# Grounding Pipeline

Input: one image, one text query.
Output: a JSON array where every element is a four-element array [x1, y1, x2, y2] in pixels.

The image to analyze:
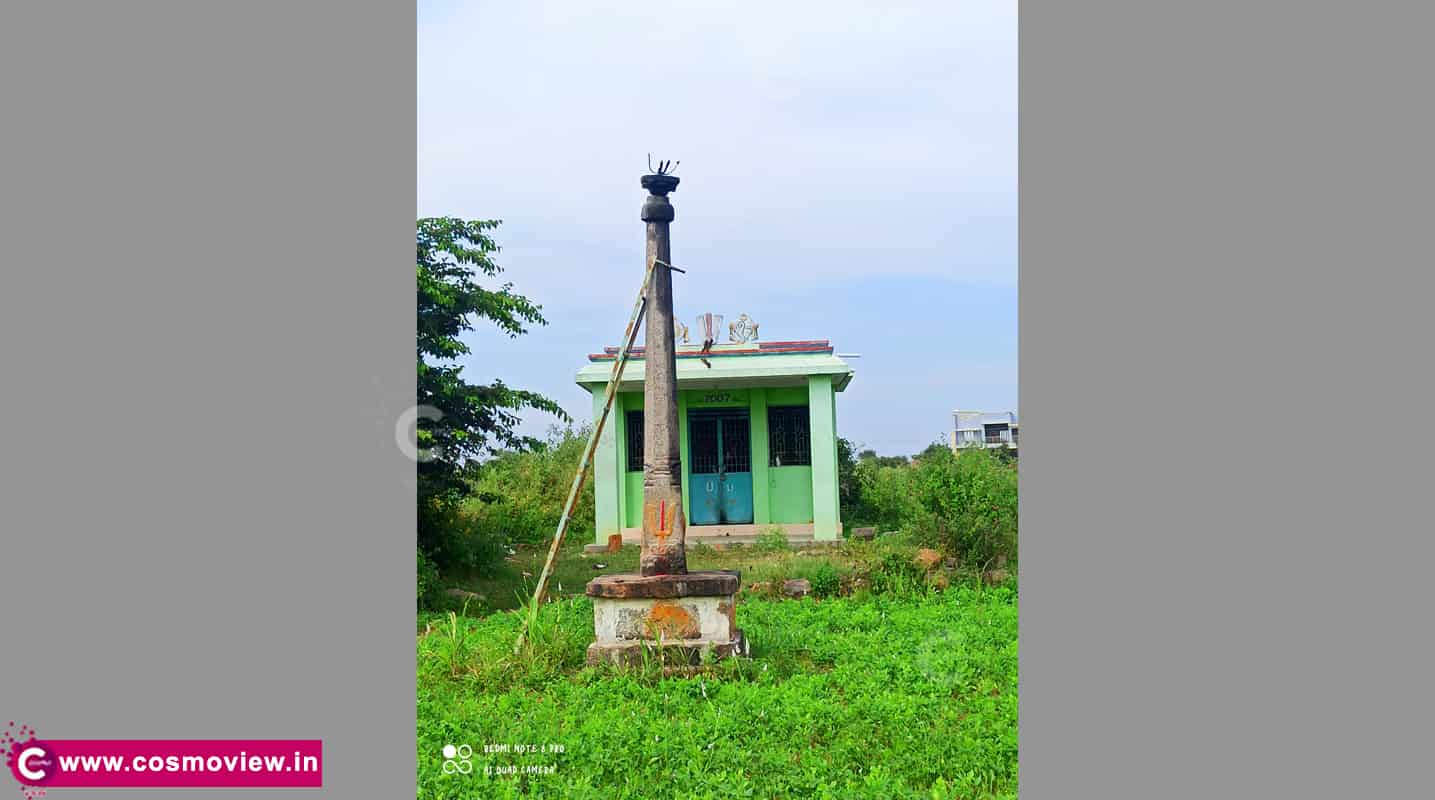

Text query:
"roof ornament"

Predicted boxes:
[[729, 313, 759, 344], [695, 312, 722, 369]]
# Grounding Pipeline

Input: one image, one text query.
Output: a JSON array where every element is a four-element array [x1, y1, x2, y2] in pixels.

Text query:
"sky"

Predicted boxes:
[[418, 0, 1016, 457]]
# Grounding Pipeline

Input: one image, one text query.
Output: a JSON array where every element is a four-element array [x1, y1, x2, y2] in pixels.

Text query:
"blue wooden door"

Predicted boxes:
[[688, 410, 753, 525], [689, 416, 722, 525], [719, 414, 754, 524]]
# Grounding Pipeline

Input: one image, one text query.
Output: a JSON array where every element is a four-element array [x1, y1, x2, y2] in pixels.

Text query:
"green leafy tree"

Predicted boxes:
[[417, 217, 569, 569], [837, 436, 859, 523], [914, 440, 951, 462], [859, 448, 910, 468]]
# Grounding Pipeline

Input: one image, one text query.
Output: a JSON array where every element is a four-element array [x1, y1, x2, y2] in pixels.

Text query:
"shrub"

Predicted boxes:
[[902, 446, 1017, 567], [754, 527, 792, 554], [870, 551, 926, 596], [852, 458, 918, 531], [417, 548, 440, 608], [808, 561, 841, 597], [461, 424, 596, 550], [427, 501, 510, 577]]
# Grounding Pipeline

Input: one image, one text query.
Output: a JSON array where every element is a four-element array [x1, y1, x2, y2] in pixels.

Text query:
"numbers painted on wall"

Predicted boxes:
[[691, 389, 748, 406]]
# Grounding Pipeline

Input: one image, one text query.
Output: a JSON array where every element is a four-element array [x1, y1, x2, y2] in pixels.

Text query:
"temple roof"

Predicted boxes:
[[576, 340, 854, 392]]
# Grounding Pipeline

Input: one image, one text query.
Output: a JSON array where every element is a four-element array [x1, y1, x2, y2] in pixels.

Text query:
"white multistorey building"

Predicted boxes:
[[951, 410, 1018, 450]]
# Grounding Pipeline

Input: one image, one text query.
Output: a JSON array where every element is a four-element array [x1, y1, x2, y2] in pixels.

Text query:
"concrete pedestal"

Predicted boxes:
[[585, 570, 747, 666]]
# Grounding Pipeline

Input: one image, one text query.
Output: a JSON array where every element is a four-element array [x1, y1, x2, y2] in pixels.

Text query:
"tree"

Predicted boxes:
[[417, 217, 569, 568], [837, 436, 859, 523], [914, 440, 950, 463], [859, 448, 910, 468]]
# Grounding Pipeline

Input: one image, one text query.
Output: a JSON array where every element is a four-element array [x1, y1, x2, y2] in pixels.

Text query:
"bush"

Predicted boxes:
[[903, 446, 1017, 567], [461, 424, 595, 549], [852, 458, 918, 531], [423, 496, 509, 577], [848, 445, 1017, 568], [808, 561, 841, 597], [869, 551, 926, 596], [417, 548, 440, 608], [754, 527, 792, 554]]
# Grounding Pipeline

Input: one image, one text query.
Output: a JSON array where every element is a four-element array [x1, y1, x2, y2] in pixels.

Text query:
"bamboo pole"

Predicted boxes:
[[514, 257, 673, 654]]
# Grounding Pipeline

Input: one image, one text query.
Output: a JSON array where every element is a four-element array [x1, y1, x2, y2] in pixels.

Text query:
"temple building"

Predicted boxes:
[[578, 314, 855, 549]]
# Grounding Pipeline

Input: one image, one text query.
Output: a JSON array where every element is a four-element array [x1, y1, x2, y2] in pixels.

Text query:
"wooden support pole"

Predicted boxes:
[[513, 256, 671, 654]]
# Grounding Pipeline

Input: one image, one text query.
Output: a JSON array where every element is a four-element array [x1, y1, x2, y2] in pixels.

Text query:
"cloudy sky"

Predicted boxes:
[[418, 0, 1016, 456]]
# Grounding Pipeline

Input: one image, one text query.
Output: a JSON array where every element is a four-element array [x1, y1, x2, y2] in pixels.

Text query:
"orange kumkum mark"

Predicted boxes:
[[646, 602, 697, 638], [655, 500, 672, 544]]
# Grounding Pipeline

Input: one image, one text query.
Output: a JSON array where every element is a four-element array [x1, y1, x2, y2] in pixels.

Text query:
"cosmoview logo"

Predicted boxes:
[[440, 744, 472, 775], [15, 744, 55, 783], [4, 722, 51, 799], [4, 726, 323, 793]]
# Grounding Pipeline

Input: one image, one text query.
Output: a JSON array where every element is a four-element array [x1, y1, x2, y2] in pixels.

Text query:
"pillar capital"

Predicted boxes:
[[640, 174, 679, 223]]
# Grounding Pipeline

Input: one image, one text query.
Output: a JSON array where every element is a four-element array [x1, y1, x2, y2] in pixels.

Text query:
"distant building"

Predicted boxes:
[[951, 410, 1018, 451]]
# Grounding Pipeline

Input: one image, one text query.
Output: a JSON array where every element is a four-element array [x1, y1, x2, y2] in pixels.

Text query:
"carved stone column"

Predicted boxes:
[[585, 168, 747, 668], [638, 172, 686, 576]]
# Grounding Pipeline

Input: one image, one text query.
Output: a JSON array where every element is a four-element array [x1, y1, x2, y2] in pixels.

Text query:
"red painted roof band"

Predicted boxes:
[[589, 340, 833, 362]]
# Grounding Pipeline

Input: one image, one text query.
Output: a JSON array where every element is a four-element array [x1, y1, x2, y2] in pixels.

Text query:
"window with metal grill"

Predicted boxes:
[[689, 416, 720, 474], [721, 415, 751, 473], [767, 405, 811, 467], [625, 410, 643, 472]]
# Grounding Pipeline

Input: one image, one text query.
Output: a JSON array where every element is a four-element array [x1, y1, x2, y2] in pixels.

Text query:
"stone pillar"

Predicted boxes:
[[585, 169, 747, 668], [639, 173, 687, 576]]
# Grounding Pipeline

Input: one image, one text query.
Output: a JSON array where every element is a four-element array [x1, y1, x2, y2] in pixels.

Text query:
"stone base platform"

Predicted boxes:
[[586, 630, 748, 667], [585, 570, 746, 667]]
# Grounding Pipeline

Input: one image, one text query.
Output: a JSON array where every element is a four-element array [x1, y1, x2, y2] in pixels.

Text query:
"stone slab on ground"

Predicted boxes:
[[851, 527, 876, 540], [781, 579, 811, 598], [983, 568, 1011, 585]]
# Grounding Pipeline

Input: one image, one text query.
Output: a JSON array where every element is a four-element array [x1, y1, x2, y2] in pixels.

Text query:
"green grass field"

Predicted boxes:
[[417, 543, 1017, 799]]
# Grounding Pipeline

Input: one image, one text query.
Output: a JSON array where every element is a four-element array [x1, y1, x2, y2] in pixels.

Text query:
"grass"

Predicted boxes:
[[418, 539, 1017, 799], [433, 532, 987, 614]]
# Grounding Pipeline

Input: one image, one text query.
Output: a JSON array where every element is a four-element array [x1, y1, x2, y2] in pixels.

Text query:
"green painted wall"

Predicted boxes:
[[808, 375, 841, 540], [592, 388, 621, 541], [678, 390, 690, 521], [769, 465, 814, 522], [623, 472, 643, 528], [686, 388, 750, 408], [765, 386, 808, 406], [619, 392, 644, 529], [749, 389, 770, 524]]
